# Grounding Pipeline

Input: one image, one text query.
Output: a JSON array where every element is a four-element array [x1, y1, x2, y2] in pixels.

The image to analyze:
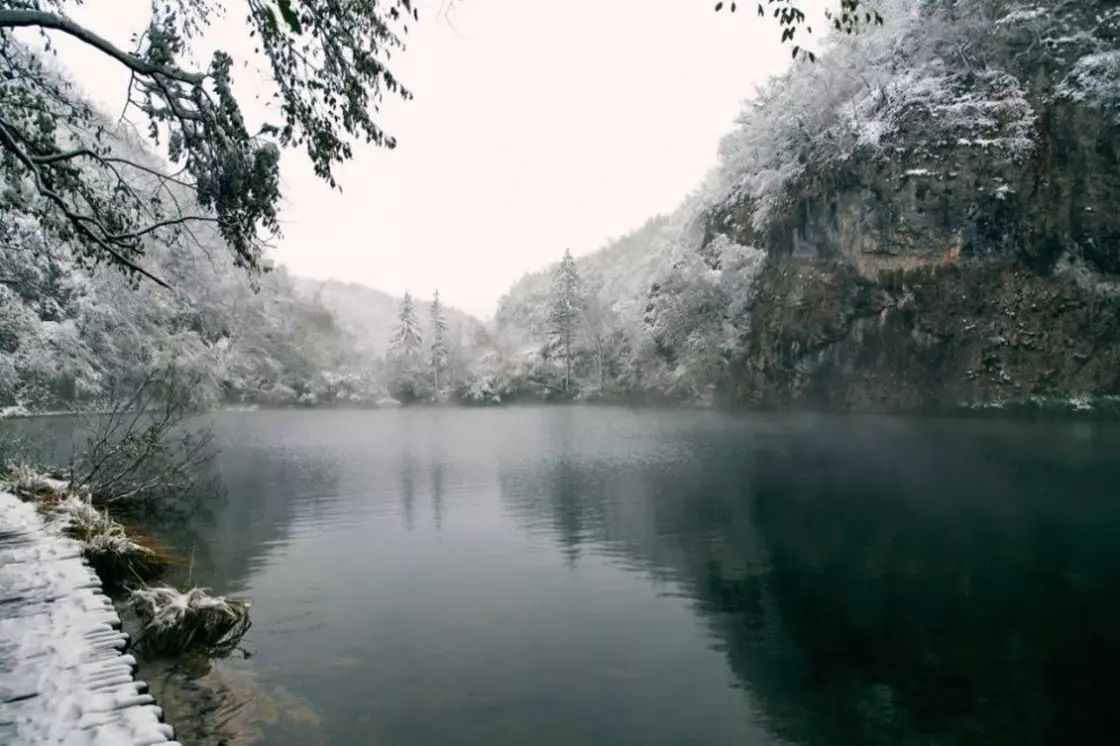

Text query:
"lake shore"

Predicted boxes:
[[0, 488, 179, 745], [7, 391, 1120, 423]]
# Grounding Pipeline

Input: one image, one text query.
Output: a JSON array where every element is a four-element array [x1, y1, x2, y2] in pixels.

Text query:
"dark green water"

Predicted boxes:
[[9, 407, 1120, 745]]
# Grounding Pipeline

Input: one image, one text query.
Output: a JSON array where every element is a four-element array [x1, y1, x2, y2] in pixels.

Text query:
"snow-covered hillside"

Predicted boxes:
[[489, 0, 1120, 407]]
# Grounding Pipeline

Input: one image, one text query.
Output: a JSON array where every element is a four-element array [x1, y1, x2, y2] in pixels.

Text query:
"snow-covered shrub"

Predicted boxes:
[[71, 366, 220, 520]]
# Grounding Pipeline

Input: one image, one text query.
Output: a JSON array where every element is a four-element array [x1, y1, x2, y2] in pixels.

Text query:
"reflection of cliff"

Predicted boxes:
[[500, 417, 1120, 746], [725, 425, 1120, 746]]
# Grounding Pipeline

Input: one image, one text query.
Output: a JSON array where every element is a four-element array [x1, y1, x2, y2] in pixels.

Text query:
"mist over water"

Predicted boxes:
[[10, 408, 1120, 745]]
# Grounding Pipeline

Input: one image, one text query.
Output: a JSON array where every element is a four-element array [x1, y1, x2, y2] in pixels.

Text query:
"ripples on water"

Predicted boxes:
[[6, 407, 1120, 746]]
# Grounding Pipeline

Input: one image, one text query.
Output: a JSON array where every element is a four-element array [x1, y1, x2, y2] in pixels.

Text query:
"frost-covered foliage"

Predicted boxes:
[[4, 462, 75, 502], [129, 585, 251, 658], [385, 291, 426, 401], [290, 278, 477, 362], [387, 292, 423, 362], [68, 367, 220, 519], [0, 52, 421, 413], [0, 0, 416, 283], [710, 0, 1049, 227], [52, 495, 172, 587], [456, 346, 570, 404], [641, 237, 767, 400], [547, 250, 586, 393], [492, 179, 766, 403], [1057, 50, 1120, 120], [0, 182, 389, 412]]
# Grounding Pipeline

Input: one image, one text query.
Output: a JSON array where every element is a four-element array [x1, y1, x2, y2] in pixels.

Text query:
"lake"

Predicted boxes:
[[7, 407, 1120, 745]]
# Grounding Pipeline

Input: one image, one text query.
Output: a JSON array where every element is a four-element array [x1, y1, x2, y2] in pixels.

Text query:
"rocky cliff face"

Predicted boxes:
[[705, 0, 1120, 411]]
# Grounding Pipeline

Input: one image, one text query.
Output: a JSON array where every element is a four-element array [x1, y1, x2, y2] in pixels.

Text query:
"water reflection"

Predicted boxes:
[[141, 656, 328, 746], [727, 421, 1120, 746], [497, 414, 1120, 746], [399, 455, 417, 532], [8, 409, 1120, 745], [431, 460, 445, 531]]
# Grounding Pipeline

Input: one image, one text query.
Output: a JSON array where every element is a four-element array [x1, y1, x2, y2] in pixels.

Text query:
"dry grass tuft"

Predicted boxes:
[[53, 493, 176, 588], [130, 585, 252, 658], [4, 462, 77, 502], [3, 465, 176, 589]]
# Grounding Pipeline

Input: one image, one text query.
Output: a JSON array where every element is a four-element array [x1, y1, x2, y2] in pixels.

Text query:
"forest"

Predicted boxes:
[[3, 0, 1119, 414]]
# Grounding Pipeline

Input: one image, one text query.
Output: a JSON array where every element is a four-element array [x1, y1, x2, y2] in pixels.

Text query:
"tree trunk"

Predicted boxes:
[[564, 324, 571, 393], [596, 337, 604, 391]]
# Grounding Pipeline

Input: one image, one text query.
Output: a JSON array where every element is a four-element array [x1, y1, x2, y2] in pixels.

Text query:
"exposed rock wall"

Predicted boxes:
[[708, 1, 1120, 411]]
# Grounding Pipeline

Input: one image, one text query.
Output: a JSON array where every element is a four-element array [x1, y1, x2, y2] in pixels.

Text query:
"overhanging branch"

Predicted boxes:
[[0, 9, 205, 85], [0, 116, 172, 288]]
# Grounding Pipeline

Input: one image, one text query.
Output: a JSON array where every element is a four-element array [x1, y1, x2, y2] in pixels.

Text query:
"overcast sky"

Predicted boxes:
[[40, 0, 792, 318]]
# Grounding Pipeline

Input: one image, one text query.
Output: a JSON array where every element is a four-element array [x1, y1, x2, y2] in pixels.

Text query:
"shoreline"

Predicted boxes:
[[0, 489, 180, 745], [5, 394, 1120, 423], [0, 468, 256, 746]]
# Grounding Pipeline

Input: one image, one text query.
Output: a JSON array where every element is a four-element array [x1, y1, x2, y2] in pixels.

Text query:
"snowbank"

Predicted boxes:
[[0, 489, 181, 745]]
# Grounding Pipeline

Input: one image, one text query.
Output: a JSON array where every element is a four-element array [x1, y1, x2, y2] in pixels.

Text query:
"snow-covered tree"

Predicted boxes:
[[388, 291, 423, 363], [428, 290, 449, 395], [547, 249, 586, 393], [384, 291, 424, 401], [0, 0, 416, 285]]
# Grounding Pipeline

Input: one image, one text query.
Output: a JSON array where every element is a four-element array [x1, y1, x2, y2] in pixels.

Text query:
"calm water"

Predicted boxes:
[[9, 407, 1120, 745]]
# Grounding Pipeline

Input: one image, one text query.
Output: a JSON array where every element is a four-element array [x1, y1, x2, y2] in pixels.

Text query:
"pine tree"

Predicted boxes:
[[428, 290, 449, 394], [388, 291, 423, 365], [547, 249, 585, 393]]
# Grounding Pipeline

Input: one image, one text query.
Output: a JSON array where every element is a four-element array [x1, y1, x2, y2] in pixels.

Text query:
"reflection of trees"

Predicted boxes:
[[431, 460, 444, 531], [399, 455, 416, 532], [501, 453, 636, 570], [551, 459, 590, 567], [2, 413, 340, 597], [155, 432, 342, 596], [499, 416, 1120, 746]]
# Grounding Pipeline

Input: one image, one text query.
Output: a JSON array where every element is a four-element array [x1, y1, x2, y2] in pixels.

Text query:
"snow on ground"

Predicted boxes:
[[0, 489, 180, 745]]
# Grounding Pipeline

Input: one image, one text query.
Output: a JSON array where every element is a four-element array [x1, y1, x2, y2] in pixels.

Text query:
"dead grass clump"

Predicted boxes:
[[4, 462, 77, 503], [48, 493, 174, 588], [130, 585, 252, 658]]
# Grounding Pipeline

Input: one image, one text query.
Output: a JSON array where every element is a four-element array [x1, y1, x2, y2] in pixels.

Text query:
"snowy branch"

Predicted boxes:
[[0, 9, 204, 84]]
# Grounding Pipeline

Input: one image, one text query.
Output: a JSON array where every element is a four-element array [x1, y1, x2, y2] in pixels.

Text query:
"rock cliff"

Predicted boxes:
[[706, 0, 1120, 410]]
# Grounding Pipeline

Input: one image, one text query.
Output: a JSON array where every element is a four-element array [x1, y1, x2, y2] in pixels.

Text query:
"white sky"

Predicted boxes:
[[35, 0, 792, 319]]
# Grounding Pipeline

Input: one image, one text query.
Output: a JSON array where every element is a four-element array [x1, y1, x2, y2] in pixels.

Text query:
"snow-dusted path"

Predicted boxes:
[[0, 490, 180, 745]]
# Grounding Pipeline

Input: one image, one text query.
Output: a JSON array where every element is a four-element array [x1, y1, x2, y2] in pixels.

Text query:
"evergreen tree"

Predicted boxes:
[[547, 249, 585, 393], [388, 292, 423, 365], [428, 291, 450, 394]]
